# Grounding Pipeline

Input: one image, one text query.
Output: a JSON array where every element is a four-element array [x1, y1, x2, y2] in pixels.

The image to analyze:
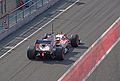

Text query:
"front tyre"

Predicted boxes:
[[70, 34, 80, 47], [27, 46, 36, 60]]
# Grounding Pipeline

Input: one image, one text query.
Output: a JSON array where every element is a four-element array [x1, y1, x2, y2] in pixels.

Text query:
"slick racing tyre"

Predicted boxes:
[[27, 46, 36, 60], [55, 47, 65, 60], [70, 34, 80, 47]]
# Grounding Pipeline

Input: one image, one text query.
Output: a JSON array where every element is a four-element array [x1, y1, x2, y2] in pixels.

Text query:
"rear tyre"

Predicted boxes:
[[27, 46, 36, 60], [50, 53, 56, 60], [55, 47, 65, 60], [70, 34, 80, 47]]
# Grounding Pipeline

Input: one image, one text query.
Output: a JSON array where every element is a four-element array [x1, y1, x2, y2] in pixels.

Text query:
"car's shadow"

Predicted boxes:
[[42, 48, 79, 65], [33, 42, 88, 65], [78, 42, 89, 49]]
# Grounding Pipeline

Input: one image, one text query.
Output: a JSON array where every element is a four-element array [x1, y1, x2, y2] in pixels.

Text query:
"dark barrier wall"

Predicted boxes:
[[0, 0, 60, 41]]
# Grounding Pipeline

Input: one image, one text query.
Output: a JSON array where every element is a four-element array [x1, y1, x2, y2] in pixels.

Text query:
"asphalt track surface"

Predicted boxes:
[[0, 0, 120, 81], [86, 41, 120, 81]]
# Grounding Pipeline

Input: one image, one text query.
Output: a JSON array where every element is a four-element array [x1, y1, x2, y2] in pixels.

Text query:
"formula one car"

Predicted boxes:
[[27, 32, 81, 60]]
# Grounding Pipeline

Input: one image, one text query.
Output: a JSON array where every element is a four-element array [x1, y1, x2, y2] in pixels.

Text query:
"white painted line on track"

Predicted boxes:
[[0, 0, 80, 59], [59, 10, 66, 12], [58, 17, 120, 81]]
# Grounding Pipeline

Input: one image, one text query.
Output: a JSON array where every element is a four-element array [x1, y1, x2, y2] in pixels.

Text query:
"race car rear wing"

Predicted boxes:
[[35, 40, 52, 44]]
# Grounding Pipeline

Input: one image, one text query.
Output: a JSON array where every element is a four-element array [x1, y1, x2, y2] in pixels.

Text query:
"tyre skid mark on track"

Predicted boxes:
[[8, 61, 32, 81], [58, 16, 120, 81], [78, 2, 120, 42], [63, 0, 110, 35]]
